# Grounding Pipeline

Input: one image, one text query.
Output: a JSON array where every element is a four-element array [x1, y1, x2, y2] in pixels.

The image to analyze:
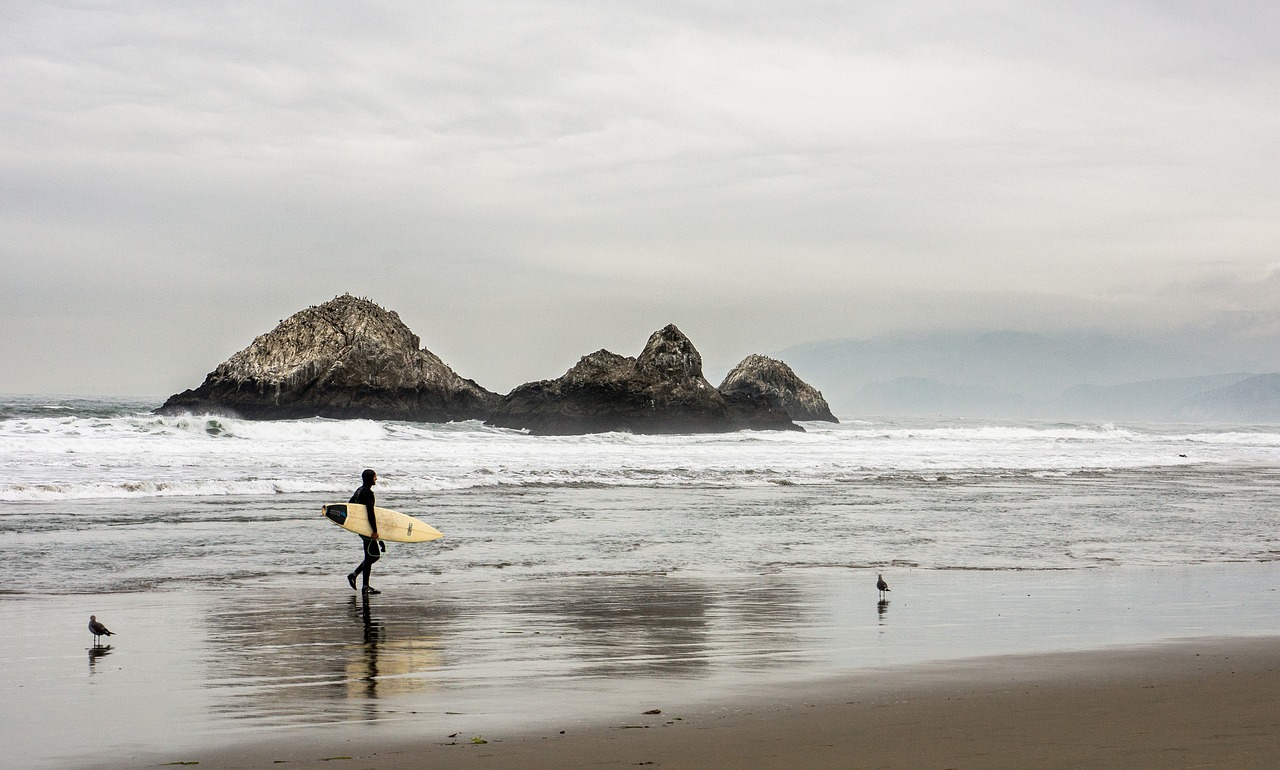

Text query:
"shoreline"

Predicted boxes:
[[7, 563, 1278, 768], [119, 635, 1280, 769]]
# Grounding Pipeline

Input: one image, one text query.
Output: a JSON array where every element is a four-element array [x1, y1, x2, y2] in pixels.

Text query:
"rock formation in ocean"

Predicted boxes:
[[156, 294, 499, 421], [486, 324, 801, 435], [718, 354, 838, 422]]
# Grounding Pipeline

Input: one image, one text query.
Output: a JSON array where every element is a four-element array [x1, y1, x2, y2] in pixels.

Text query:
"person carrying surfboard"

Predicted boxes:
[[347, 469, 385, 594]]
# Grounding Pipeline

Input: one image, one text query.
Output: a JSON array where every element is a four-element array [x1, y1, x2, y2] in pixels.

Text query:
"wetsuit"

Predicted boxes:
[[351, 483, 381, 588]]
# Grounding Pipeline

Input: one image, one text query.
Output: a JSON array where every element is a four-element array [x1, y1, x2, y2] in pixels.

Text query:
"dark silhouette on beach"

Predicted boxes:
[[877, 573, 890, 599], [88, 615, 114, 646], [347, 469, 385, 594]]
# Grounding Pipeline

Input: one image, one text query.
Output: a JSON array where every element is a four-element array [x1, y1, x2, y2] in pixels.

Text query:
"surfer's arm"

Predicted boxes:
[[364, 491, 379, 538]]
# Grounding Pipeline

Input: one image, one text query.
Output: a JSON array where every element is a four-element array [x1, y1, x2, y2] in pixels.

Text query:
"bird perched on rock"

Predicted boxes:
[[88, 615, 114, 645], [876, 573, 890, 599]]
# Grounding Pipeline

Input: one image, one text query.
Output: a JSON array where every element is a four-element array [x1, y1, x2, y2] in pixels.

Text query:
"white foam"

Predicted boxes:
[[4, 406, 1280, 501]]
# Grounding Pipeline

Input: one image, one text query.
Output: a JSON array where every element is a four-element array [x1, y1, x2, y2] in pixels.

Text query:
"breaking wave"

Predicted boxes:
[[4, 396, 1280, 501]]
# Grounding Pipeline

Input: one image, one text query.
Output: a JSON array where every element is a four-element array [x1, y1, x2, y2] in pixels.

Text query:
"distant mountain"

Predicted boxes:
[[1177, 374, 1280, 422], [1050, 374, 1254, 421], [856, 377, 1025, 417], [773, 330, 1273, 420]]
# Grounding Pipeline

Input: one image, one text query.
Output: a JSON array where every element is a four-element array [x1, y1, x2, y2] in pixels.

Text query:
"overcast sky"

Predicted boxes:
[[3, 1, 1279, 397]]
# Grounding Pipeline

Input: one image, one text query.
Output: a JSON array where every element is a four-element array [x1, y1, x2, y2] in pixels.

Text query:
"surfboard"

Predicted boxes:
[[322, 503, 443, 543]]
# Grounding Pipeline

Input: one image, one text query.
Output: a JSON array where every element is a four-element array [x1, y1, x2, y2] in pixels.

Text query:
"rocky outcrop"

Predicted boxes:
[[156, 294, 499, 421], [487, 325, 801, 435], [719, 354, 838, 422]]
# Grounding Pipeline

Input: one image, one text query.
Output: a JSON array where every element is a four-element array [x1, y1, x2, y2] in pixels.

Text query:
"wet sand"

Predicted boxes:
[[165, 637, 1280, 769], [4, 563, 1279, 768]]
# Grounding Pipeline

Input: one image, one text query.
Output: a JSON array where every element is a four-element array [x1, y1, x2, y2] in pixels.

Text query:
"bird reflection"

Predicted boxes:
[[88, 644, 113, 671], [877, 598, 890, 624]]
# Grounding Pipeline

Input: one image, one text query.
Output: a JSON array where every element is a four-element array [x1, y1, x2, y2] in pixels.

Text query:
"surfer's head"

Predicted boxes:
[[362, 469, 377, 486]]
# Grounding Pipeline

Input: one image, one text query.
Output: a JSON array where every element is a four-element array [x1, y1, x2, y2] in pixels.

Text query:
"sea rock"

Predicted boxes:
[[156, 295, 499, 421], [487, 324, 801, 435], [719, 354, 838, 422]]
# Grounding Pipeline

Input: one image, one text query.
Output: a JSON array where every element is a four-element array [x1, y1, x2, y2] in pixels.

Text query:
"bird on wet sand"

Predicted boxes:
[[88, 615, 114, 645], [876, 573, 890, 599]]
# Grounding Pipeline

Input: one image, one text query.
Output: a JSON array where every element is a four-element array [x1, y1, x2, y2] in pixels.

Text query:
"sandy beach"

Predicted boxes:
[[3, 562, 1277, 769], [163, 637, 1280, 769]]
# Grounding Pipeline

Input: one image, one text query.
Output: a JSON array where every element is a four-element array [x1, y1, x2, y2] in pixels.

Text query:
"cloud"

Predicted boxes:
[[2, 1, 1279, 395]]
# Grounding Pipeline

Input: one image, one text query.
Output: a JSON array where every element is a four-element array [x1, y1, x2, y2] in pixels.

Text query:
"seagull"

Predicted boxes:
[[876, 573, 890, 599], [88, 615, 114, 646]]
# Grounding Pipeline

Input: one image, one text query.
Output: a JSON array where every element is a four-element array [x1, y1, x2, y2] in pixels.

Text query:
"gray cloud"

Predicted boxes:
[[3, 1, 1279, 395]]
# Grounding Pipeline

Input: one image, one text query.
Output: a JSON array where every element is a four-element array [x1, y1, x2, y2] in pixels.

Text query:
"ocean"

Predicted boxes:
[[3, 394, 1278, 594], [5, 394, 1280, 767]]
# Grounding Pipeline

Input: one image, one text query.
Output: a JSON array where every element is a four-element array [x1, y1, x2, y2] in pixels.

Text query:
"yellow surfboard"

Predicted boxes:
[[322, 503, 443, 543]]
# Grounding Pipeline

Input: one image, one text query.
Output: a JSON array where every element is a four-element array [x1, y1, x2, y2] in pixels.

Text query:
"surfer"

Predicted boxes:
[[347, 469, 385, 594]]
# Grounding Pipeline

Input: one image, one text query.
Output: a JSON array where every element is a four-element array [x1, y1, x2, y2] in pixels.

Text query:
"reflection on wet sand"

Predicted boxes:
[[347, 595, 443, 702], [476, 578, 809, 678], [701, 582, 813, 669], [195, 576, 812, 728], [200, 590, 452, 725], [87, 644, 113, 673], [516, 580, 713, 678]]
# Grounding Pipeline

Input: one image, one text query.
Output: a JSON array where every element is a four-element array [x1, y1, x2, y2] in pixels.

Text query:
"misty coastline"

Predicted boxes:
[[774, 329, 1280, 423]]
